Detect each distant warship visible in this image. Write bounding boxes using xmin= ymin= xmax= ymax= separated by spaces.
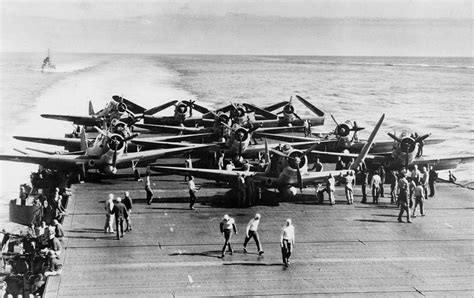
xmin=41 ymin=49 xmax=56 ymax=72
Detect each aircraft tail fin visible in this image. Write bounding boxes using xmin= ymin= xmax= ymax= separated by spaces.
xmin=89 ymin=101 xmax=95 ymax=115
xmin=80 ymin=127 xmax=88 ymax=151
xmin=350 ymin=114 xmax=385 ymax=171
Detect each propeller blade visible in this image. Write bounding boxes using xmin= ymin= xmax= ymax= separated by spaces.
xmin=293 ymin=112 xmax=302 ymax=121
xmin=330 ymin=114 xmax=339 ymax=127
xmin=417 ymin=133 xmax=431 ymax=142
xmin=387 ymin=132 xmax=403 ymax=143
xmin=303 ymin=142 xmax=320 ymax=156
xmin=123 ymin=133 xmax=140 ymax=142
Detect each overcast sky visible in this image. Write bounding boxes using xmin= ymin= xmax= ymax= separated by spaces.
xmin=1 ymin=0 xmax=472 ymax=56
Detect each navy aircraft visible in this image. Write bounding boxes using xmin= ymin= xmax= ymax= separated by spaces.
xmin=40 ymin=95 xmax=192 ymax=128
xmin=151 ymin=114 xmax=385 ymax=202
xmin=310 ymin=130 xmax=474 ymax=172
xmin=257 ymin=114 xmax=444 ymax=156
xmin=0 ymin=126 xmax=209 ymax=179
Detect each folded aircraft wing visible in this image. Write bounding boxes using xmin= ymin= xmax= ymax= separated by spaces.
xmin=0 ymin=153 xmax=89 ymax=168
xmin=134 ymin=123 xmax=209 ymax=133
xmin=118 ymin=144 xmax=215 ymax=167
xmin=151 ymin=166 xmax=255 ymax=183
xmin=112 ymin=95 xmax=146 ymax=114
xmin=410 ymin=155 xmax=474 ymax=171
xmin=41 ymin=114 xmax=100 ymax=126
xmin=14 ymin=136 xmax=82 ymax=149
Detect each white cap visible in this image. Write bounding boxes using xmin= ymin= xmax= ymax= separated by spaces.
xmin=116 ymin=197 xmax=122 ymax=202
xmin=255 ymin=213 xmax=261 ymax=220
xmin=223 ymin=214 xmax=230 ymax=221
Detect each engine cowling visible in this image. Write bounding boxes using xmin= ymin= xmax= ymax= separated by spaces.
xmin=287 ymin=150 xmax=307 ymax=170
xmin=107 ymin=134 xmax=125 ymax=152
xmin=176 ymin=103 xmax=188 ymax=114
xmin=336 ymin=123 xmax=351 ymax=137
xmin=399 ymin=137 xmax=416 ymax=153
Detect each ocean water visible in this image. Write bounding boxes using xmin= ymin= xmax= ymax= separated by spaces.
xmin=0 ymin=53 xmax=473 ymax=222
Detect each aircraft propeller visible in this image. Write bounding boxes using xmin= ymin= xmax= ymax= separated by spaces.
xmin=270 ymin=142 xmax=320 ymax=192
xmin=281 ymin=96 xmax=302 ymax=120
xmin=330 ymin=115 xmax=364 ymax=137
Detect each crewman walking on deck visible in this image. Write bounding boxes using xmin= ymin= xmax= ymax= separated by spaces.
xmin=280 ymin=219 xmax=295 ymax=267
xmin=104 ymin=194 xmax=115 ymax=234
xmin=428 ymin=166 xmax=438 ymax=197
xmin=188 ymin=176 xmax=198 ymax=210
xmin=243 ymin=213 xmax=264 ymax=255
xmin=370 ymin=170 xmax=381 ymax=204
xmin=111 ymin=197 xmax=128 ymax=240
xmin=397 ymin=174 xmax=411 ymax=223
xmin=122 ymin=191 xmax=133 ymax=231
xmin=220 ymin=214 xmax=237 ymax=258
xmin=145 ymin=169 xmax=154 ymax=205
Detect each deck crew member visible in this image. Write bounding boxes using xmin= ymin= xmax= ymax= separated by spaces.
xmin=184 ymin=155 xmax=193 ymax=182
xmin=448 ymin=171 xmax=457 ymax=183
xmin=188 ymin=176 xmax=198 ymax=210
xmin=237 ymin=174 xmax=246 ymax=207
xmin=344 ymin=171 xmax=355 ymax=204
xmin=389 ymin=170 xmax=398 ymax=204
xmin=397 ymin=175 xmax=411 ymax=223
xmin=326 ymin=174 xmax=336 ymax=205
xmin=379 ymin=165 xmax=386 ymax=198
xmin=335 ymin=156 xmax=345 ymax=171
xmin=145 ymin=172 xmax=154 ymax=205
xmin=52 ymin=219 xmax=64 ymax=241
xmin=411 ymin=165 xmax=421 ymax=184
xmin=370 ymin=170 xmax=382 ymax=204
xmin=412 ymin=181 xmax=426 ymax=217
xmin=243 ymin=213 xmax=263 ymax=255
xmin=428 ymin=166 xmax=438 ymax=197
xmin=217 ymin=151 xmax=225 ymax=170
xmin=220 ymin=214 xmax=237 ymax=257
xmin=421 ymin=166 xmax=429 ymax=200
xmin=312 ymin=157 xmax=323 ymax=172
xmin=104 ymin=194 xmax=115 ymax=234
xmin=122 ymin=191 xmax=133 ymax=231
xmin=280 ymin=219 xmax=295 ymax=267
xmin=360 ymin=169 xmax=369 ymax=203
xmin=111 ymin=197 xmax=128 ymax=240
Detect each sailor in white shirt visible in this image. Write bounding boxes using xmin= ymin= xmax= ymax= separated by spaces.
xmin=243 ymin=214 xmax=263 ymax=255
xmin=280 ymin=219 xmax=295 ymax=267
xmin=220 ymin=214 xmax=237 ymax=257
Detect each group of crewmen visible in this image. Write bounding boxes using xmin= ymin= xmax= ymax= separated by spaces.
xmin=104 ymin=192 xmax=133 ymax=240
xmin=219 ymin=213 xmax=295 ymax=267
xmin=316 ymin=161 xmax=439 ymax=223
